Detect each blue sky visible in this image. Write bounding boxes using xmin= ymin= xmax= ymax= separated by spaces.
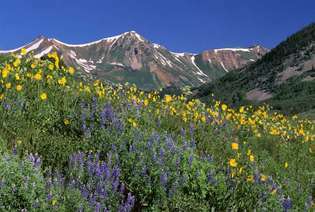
xmin=0 ymin=0 xmax=314 ymax=53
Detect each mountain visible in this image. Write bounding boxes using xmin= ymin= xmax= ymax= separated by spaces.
xmin=192 ymin=23 xmax=315 ymax=114
xmin=0 ymin=31 xmax=268 ymax=90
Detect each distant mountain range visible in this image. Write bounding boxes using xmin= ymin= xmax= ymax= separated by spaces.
xmin=191 ymin=23 xmax=315 ymax=114
xmin=0 ymin=31 xmax=268 ymax=89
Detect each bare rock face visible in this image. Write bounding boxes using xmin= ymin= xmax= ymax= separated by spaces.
xmin=199 ymin=45 xmax=268 ymax=72
xmin=0 ymin=32 xmax=268 ymax=90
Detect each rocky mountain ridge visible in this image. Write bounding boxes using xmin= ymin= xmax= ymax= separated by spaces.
xmin=0 ymin=31 xmax=268 ymax=89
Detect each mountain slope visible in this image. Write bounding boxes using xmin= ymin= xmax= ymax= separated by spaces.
xmin=192 ymin=23 xmax=315 ymax=114
xmin=0 ymin=31 xmax=267 ymax=90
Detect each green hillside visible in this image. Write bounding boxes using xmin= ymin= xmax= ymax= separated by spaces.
xmin=0 ymin=48 xmax=314 ymax=211
xmin=192 ymin=23 xmax=315 ymax=115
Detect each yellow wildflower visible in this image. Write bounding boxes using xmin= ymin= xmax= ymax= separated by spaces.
xmin=64 ymin=119 xmax=70 ymax=125
xmin=40 ymin=92 xmax=48 ymax=101
xmin=231 ymin=142 xmax=239 ymax=151
xmin=221 ymin=104 xmax=228 ymax=111
xmin=229 ymin=159 xmax=237 ymax=167
xmin=164 ymin=95 xmax=172 ymax=103
xmin=48 ymin=64 xmax=54 ymax=71
xmin=239 ymin=106 xmax=245 ymax=113
xmin=144 ymin=99 xmax=149 ymax=107
xmin=247 ymin=175 xmax=254 ymax=183
xmin=33 ymin=72 xmax=42 ymax=81
xmin=16 ymin=85 xmax=23 ymax=92
xmin=68 ymin=67 xmax=75 ymax=75
xmin=260 ymin=174 xmax=267 ymax=182
xmin=58 ymin=77 xmax=67 ymax=86
xmin=2 ymin=68 xmax=9 ymax=78
xmin=52 ymin=199 xmax=57 ymax=206
xmin=5 ymin=83 xmax=11 ymax=89
xmin=247 ymin=149 xmax=252 ymax=156
xmin=249 ymin=155 xmax=255 ymax=162
xmin=21 ymin=48 xmax=27 ymax=55
xmin=284 ymin=162 xmax=288 ymax=169
xmin=15 ymin=73 xmax=20 ymax=81
xmin=13 ymin=58 xmax=21 ymax=67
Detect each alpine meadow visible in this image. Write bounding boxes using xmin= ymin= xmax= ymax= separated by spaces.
xmin=0 ymin=1 xmax=315 ymax=211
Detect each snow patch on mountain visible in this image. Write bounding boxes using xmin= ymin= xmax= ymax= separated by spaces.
xmin=171 ymin=52 xmax=186 ymax=57
xmin=97 ymin=56 xmax=105 ymax=64
xmin=110 ymin=62 xmax=125 ymax=67
xmin=34 ymin=46 xmax=53 ymax=58
xmin=75 ymin=58 xmax=96 ymax=73
xmin=0 ymin=38 xmax=44 ymax=54
xmin=129 ymin=31 xmax=145 ymax=42
xmin=26 ymin=39 xmax=44 ymax=53
xmin=220 ymin=61 xmax=229 ymax=72
xmin=154 ymin=52 xmax=174 ymax=67
xmin=214 ymin=48 xmax=251 ymax=53
xmin=153 ymin=43 xmax=161 ymax=49
xmin=52 ymin=34 xmax=122 ymax=48
xmin=191 ymin=56 xmax=208 ymax=77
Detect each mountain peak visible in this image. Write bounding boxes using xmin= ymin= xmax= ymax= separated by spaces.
xmin=121 ymin=31 xmax=146 ymax=42
xmin=36 ymin=35 xmax=47 ymax=40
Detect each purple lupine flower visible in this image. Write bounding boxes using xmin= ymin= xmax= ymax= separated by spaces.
xmin=159 ymin=147 xmax=165 ymax=159
xmin=282 ymin=196 xmax=292 ymax=211
xmin=190 ymin=140 xmax=196 ymax=149
xmin=113 ymin=118 xmax=124 ymax=132
xmin=254 ymin=170 xmax=260 ymax=184
xmin=28 ymin=153 xmax=41 ymax=169
xmin=152 ymin=152 xmax=157 ymax=161
xmin=3 ymin=103 xmax=11 ymax=110
xmin=180 ymin=128 xmax=186 ymax=137
xmin=160 ymin=172 xmax=168 ymax=187
xmin=166 ymin=136 xmax=175 ymax=153
xmin=81 ymin=187 xmax=89 ymax=199
xmin=206 ymin=155 xmax=213 ymax=163
xmin=32 ymin=199 xmax=40 ymax=209
xmin=119 ymin=193 xmax=135 ymax=212
xmin=119 ymin=183 xmax=125 ymax=194
xmin=189 ymin=123 xmax=195 ymax=137
xmin=67 ymin=151 xmax=134 ymax=211
xmin=47 ymin=192 xmax=52 ymax=202
xmin=103 ymin=104 xmax=115 ymax=123
xmin=147 ymin=136 xmax=154 ymax=149
xmin=188 ymin=154 xmax=193 ymax=167
xmin=95 ymin=202 xmax=101 ymax=212
xmin=168 ymin=181 xmax=179 ymax=198
xmin=12 ymin=146 xmax=17 ymax=155
xmin=207 ymin=171 xmax=217 ymax=185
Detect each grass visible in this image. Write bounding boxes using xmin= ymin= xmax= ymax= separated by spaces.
xmin=0 ymin=51 xmax=314 ymax=211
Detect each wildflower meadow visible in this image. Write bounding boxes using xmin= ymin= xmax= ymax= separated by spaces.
xmin=0 ymin=50 xmax=314 ymax=211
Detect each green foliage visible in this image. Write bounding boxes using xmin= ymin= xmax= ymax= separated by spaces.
xmin=0 ymin=154 xmax=47 ymax=211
